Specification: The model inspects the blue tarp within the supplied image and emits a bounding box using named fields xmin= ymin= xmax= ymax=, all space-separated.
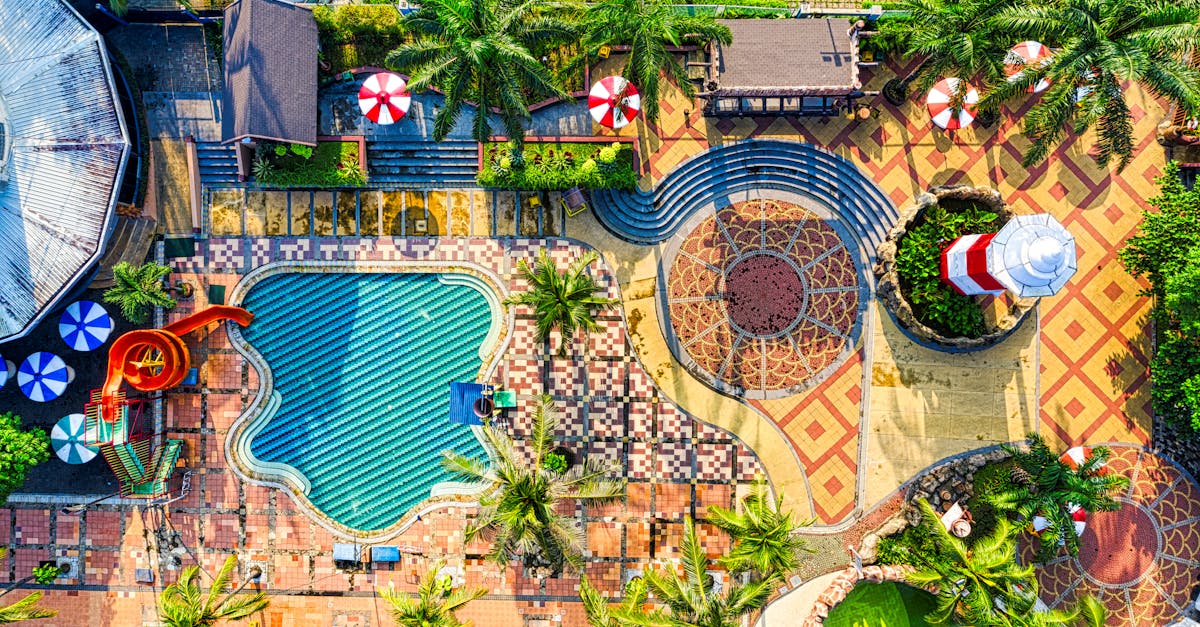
xmin=448 ymin=382 xmax=485 ymax=426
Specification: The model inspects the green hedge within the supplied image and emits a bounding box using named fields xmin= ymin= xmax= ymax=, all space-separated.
xmin=313 ymin=5 xmax=409 ymax=75
xmin=895 ymin=201 xmax=1000 ymax=338
xmin=253 ymin=141 xmax=366 ymax=188
xmin=477 ymin=142 xmax=638 ymax=191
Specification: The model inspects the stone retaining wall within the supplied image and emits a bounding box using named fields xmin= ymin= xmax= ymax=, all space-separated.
xmin=874 ymin=185 xmax=1036 ymax=351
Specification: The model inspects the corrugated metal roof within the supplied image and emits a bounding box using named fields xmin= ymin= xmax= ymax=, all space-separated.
xmin=0 ymin=0 xmax=130 ymax=342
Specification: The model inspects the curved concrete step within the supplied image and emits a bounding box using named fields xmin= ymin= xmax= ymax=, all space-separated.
xmin=591 ymin=139 xmax=898 ymax=262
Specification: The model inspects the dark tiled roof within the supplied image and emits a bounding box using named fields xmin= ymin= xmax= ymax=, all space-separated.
xmin=714 ymin=19 xmax=859 ymax=96
xmin=222 ymin=0 xmax=318 ymax=145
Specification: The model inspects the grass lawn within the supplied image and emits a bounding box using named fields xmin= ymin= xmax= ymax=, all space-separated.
xmin=823 ymin=582 xmax=937 ymax=627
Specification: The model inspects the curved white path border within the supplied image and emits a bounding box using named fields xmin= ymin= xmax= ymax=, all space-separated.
xmin=222 ymin=259 xmax=514 ymax=541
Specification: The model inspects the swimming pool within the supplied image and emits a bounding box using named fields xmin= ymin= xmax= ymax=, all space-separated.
xmin=235 ymin=270 xmax=502 ymax=532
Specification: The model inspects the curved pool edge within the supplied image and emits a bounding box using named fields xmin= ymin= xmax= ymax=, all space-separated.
xmin=221 ymin=259 xmax=514 ymax=541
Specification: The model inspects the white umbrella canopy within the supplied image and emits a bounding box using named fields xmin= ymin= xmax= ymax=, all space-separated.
xmin=988 ymin=213 xmax=1078 ymax=297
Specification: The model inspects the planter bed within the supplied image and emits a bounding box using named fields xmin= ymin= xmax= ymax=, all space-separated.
xmin=874 ymin=185 xmax=1036 ymax=351
xmin=253 ymin=141 xmax=365 ymax=188
xmin=477 ymin=141 xmax=637 ymax=191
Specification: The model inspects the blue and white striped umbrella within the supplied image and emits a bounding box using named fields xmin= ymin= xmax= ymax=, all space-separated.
xmin=17 ymin=352 xmax=70 ymax=402
xmin=50 ymin=414 xmax=98 ymax=464
xmin=59 ymin=301 xmax=113 ymax=352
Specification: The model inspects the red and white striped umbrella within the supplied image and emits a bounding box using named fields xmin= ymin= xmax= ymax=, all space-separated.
xmin=1005 ymin=40 xmax=1052 ymax=93
xmin=588 ymin=76 xmax=640 ymax=129
xmin=926 ymin=78 xmax=979 ymax=130
xmin=358 ymin=72 xmax=411 ymax=125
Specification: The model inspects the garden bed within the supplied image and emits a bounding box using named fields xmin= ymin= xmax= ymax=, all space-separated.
xmin=874 ymin=185 xmax=1036 ymax=351
xmin=478 ymin=141 xmax=637 ymax=191
xmin=253 ymin=141 xmax=366 ymax=188
xmin=314 ymin=5 xmax=409 ymax=76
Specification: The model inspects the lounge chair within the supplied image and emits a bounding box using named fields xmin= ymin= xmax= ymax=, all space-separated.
xmin=560 ymin=186 xmax=590 ymax=217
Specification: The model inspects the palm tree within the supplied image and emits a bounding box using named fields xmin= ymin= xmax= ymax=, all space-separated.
xmin=0 ymin=591 xmax=56 ymax=624
xmin=987 ymin=433 xmax=1128 ymax=562
xmin=705 ymin=481 xmax=814 ymax=583
xmin=905 ymin=499 xmax=1037 ymax=626
xmin=380 ymin=560 xmax=486 ymax=627
xmin=879 ymin=0 xmax=1014 ymax=106
xmin=386 ymin=0 xmax=575 ymax=148
xmin=982 ymin=0 xmax=1200 ymax=171
xmin=580 ymin=0 xmax=732 ymax=125
xmin=580 ymin=575 xmax=649 ymax=627
xmin=612 ymin=517 xmax=772 ymax=627
xmin=503 ymin=248 xmax=618 ymax=357
xmin=104 ymin=261 xmax=177 ymax=324
xmin=442 ymin=395 xmax=624 ymax=576
xmin=158 ymin=555 xmax=268 ymax=627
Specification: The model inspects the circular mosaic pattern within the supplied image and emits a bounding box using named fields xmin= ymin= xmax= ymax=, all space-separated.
xmin=1024 ymin=446 xmax=1200 ymax=626
xmin=665 ymin=198 xmax=860 ymax=397
xmin=724 ymin=254 xmax=807 ymax=336
xmin=1076 ymin=502 xmax=1158 ymax=585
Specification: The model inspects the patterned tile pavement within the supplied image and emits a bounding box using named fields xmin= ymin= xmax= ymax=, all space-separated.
xmin=1 ymin=55 xmax=1184 ymax=623
xmin=664 ymin=199 xmax=861 ymax=398
xmin=1021 ymin=446 xmax=1200 ymax=626
xmin=1 ymin=237 xmax=771 ymax=625
xmin=588 ymin=55 xmax=1163 ymax=524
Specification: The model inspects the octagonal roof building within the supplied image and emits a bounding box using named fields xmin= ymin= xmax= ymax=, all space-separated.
xmin=0 ymin=0 xmax=130 ymax=342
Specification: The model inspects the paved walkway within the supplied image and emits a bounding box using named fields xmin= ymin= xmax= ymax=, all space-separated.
xmin=1022 ymin=446 xmax=1200 ymax=626
xmin=575 ymin=54 xmax=1160 ymax=526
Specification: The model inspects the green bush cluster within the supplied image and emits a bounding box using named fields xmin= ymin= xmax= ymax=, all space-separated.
xmin=874 ymin=521 xmax=943 ymax=568
xmin=895 ymin=201 xmax=1000 ymax=337
xmin=1120 ymin=162 xmax=1200 ymax=433
xmin=0 ymin=412 xmax=50 ymax=503
xmin=964 ymin=460 xmax=1016 ymax=541
xmin=478 ymin=142 xmax=638 ymax=191
xmin=254 ymin=141 xmax=366 ymax=188
xmin=313 ymin=5 xmax=409 ymax=75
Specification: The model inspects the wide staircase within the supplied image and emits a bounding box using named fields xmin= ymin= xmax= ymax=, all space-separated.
xmin=366 ymin=139 xmax=479 ymax=187
xmin=590 ymin=139 xmax=899 ymax=263
xmin=196 ymin=142 xmax=239 ymax=186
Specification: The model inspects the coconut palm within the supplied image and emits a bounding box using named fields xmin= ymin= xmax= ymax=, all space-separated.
xmin=442 ymin=395 xmax=624 ymax=576
xmin=158 ymin=555 xmax=268 ymax=627
xmin=705 ymin=481 xmax=814 ymax=583
xmin=380 ymin=560 xmax=486 ymax=627
xmin=0 ymin=591 xmax=55 ymax=624
xmin=104 ymin=261 xmax=176 ymax=324
xmin=612 ymin=517 xmax=772 ymax=627
xmin=987 ymin=433 xmax=1128 ymax=562
xmin=386 ymin=0 xmax=575 ymax=149
xmin=879 ymin=0 xmax=1015 ymax=106
xmin=580 ymin=0 xmax=732 ymax=124
xmin=982 ymin=0 xmax=1200 ymax=171
xmin=906 ymin=499 xmax=1037 ymax=626
xmin=503 ymin=248 xmax=618 ymax=357
xmin=580 ymin=575 xmax=649 ymax=627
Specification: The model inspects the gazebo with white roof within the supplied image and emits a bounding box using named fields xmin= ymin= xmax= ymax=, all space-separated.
xmin=0 ymin=0 xmax=130 ymax=342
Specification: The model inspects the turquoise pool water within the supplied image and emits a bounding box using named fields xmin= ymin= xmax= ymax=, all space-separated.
xmin=241 ymin=272 xmax=494 ymax=531
xmin=824 ymin=582 xmax=936 ymax=627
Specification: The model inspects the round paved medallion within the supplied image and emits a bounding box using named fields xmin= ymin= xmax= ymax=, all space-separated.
xmin=664 ymin=198 xmax=860 ymax=397
xmin=724 ymin=254 xmax=806 ymax=336
xmin=1076 ymin=502 xmax=1158 ymax=586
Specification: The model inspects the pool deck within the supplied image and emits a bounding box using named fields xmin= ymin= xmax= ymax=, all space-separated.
xmin=0 ymin=51 xmax=1193 ymax=625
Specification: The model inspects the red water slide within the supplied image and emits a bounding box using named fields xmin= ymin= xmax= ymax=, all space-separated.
xmin=99 ymin=306 xmax=254 ymax=421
